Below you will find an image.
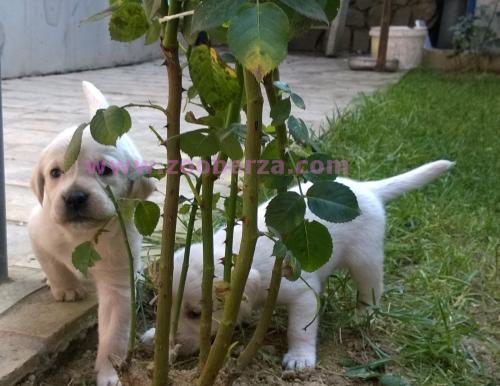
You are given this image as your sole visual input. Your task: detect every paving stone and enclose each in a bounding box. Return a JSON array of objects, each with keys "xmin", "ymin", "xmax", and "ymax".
[
  {"xmin": 0, "ymin": 266, "xmax": 44, "ymax": 315},
  {"xmin": 6, "ymin": 223, "xmax": 33, "ymax": 262},
  {"xmin": 5, "ymin": 184, "xmax": 37, "ymax": 223},
  {"xmin": 0, "ymin": 331, "xmax": 44, "ymax": 386},
  {"xmin": 0, "ymin": 285, "xmax": 96, "ymax": 385},
  {"xmin": 0, "ymin": 283, "xmax": 96, "ymax": 346}
]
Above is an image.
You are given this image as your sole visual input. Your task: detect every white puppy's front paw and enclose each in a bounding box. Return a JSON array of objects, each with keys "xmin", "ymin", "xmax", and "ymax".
[
  {"xmin": 97, "ymin": 368, "xmax": 122, "ymax": 386},
  {"xmin": 282, "ymin": 349, "xmax": 316, "ymax": 370},
  {"xmin": 50, "ymin": 286, "xmax": 87, "ymax": 302}
]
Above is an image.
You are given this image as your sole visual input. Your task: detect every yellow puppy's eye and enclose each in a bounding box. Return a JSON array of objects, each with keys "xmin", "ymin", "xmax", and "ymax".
[
  {"xmin": 102, "ymin": 166, "xmax": 113, "ymax": 176},
  {"xmin": 50, "ymin": 168, "xmax": 63, "ymax": 178}
]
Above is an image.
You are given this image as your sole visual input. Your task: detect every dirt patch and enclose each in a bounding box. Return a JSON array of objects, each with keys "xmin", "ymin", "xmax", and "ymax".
[{"xmin": 18, "ymin": 317, "xmax": 392, "ymax": 386}]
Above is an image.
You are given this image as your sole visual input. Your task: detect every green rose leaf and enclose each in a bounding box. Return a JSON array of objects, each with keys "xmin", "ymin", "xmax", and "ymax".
[
  {"xmin": 259, "ymin": 140, "xmax": 293, "ymax": 190},
  {"xmin": 291, "ymin": 92, "xmax": 306, "ymax": 109},
  {"xmin": 90, "ymin": 105, "xmax": 131, "ymax": 146},
  {"xmin": 270, "ymin": 97, "xmax": 291, "ymax": 125},
  {"xmin": 283, "ymin": 220, "xmax": 332, "ymax": 272},
  {"xmin": 178, "ymin": 203, "xmax": 191, "ymax": 215},
  {"xmin": 109, "ymin": 2, "xmax": 149, "ymax": 42},
  {"xmin": 143, "ymin": 0, "xmax": 162, "ymax": 20},
  {"xmin": 272, "ymin": 240, "xmax": 288, "ymax": 257},
  {"xmin": 117, "ymin": 198, "xmax": 137, "ymax": 222},
  {"xmin": 180, "ymin": 129, "xmax": 219, "ymax": 158},
  {"xmin": 72, "ymin": 241, "xmax": 102, "ymax": 276},
  {"xmin": 191, "ymin": 0, "xmax": 246, "ymax": 35},
  {"xmin": 217, "ymin": 127, "xmax": 243, "ymax": 160},
  {"xmin": 278, "ymin": 0, "xmax": 329, "ymax": 24},
  {"xmin": 273, "ymin": 80, "xmax": 291, "ymax": 94},
  {"xmin": 134, "ymin": 200, "xmax": 160, "ymax": 236},
  {"xmin": 306, "ymin": 181, "xmax": 360, "ymax": 223},
  {"xmin": 287, "ymin": 115, "xmax": 310, "ymax": 146},
  {"xmin": 322, "ymin": 0, "xmax": 341, "ymax": 20},
  {"xmin": 82, "ymin": 4, "xmax": 121, "ymax": 23},
  {"xmin": 224, "ymin": 194, "xmax": 243, "ymax": 219},
  {"xmin": 265, "ymin": 191, "xmax": 306, "ymax": 234},
  {"xmin": 285, "ymin": 0, "xmax": 339, "ymax": 38},
  {"xmin": 228, "ymin": 2, "xmax": 289, "ymax": 81},
  {"xmin": 144, "ymin": 19, "xmax": 161, "ymax": 45},
  {"xmin": 64, "ymin": 122, "xmax": 88, "ymax": 171},
  {"xmin": 185, "ymin": 111, "xmax": 224, "ymax": 128}
]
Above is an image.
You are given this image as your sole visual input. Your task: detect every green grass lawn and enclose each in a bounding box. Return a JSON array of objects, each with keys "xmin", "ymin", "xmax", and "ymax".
[{"xmin": 319, "ymin": 70, "xmax": 499, "ymax": 385}]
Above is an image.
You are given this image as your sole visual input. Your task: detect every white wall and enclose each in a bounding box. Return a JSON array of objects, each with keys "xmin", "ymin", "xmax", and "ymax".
[{"xmin": 0, "ymin": 0, "xmax": 161, "ymax": 79}]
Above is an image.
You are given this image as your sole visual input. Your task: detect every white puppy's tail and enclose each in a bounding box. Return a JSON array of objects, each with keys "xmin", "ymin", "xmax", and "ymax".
[
  {"xmin": 364, "ymin": 160, "xmax": 454, "ymax": 203},
  {"xmin": 82, "ymin": 81, "xmax": 109, "ymax": 119}
]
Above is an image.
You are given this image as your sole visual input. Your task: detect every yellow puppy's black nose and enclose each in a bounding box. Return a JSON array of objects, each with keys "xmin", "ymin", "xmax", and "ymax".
[{"xmin": 64, "ymin": 191, "xmax": 89, "ymax": 210}]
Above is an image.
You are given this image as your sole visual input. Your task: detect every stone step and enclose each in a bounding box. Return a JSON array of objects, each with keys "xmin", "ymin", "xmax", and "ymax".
[{"xmin": 0, "ymin": 282, "xmax": 97, "ymax": 386}]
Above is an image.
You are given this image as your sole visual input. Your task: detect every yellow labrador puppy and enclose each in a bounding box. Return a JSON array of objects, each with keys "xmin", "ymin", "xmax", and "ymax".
[{"xmin": 28, "ymin": 82, "xmax": 154, "ymax": 386}]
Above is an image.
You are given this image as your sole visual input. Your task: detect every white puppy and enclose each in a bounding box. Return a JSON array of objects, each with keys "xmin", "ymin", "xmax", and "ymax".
[
  {"xmin": 28, "ymin": 82, "xmax": 154, "ymax": 386},
  {"xmin": 142, "ymin": 160, "xmax": 453, "ymax": 369}
]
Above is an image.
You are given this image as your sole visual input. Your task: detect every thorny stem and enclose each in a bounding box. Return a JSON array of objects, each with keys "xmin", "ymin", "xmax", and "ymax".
[
  {"xmin": 184, "ymin": 172, "xmax": 203, "ymax": 205},
  {"xmin": 223, "ymin": 172, "xmax": 238, "ymax": 283},
  {"xmin": 199, "ymin": 157, "xmax": 216, "ymax": 368},
  {"xmin": 171, "ymin": 178, "xmax": 202, "ymax": 343},
  {"xmin": 238, "ymin": 69, "xmax": 288, "ymax": 367},
  {"xmin": 223, "ymin": 62, "xmax": 244, "ymax": 283},
  {"xmin": 122, "ymin": 102, "xmax": 167, "ymax": 115},
  {"xmin": 198, "ymin": 69, "xmax": 263, "ymax": 386},
  {"xmin": 152, "ymin": 0, "xmax": 183, "ymax": 384},
  {"xmin": 104, "ymin": 186, "xmax": 137, "ymax": 356}
]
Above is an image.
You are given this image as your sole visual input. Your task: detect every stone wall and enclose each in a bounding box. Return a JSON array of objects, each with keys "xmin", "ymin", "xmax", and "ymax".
[{"xmin": 342, "ymin": 0, "xmax": 438, "ymax": 53}]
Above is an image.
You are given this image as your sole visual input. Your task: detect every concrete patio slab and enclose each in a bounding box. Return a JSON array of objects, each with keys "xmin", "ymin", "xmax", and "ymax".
[
  {"xmin": 0, "ymin": 283, "xmax": 96, "ymax": 386},
  {"xmin": 0, "ymin": 266, "xmax": 44, "ymax": 315}
]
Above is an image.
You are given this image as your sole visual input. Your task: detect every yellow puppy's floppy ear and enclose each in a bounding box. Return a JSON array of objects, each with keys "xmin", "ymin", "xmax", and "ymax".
[
  {"xmin": 82, "ymin": 81, "xmax": 109, "ymax": 119},
  {"xmin": 129, "ymin": 176, "xmax": 156, "ymax": 200},
  {"xmin": 31, "ymin": 160, "xmax": 45, "ymax": 204}
]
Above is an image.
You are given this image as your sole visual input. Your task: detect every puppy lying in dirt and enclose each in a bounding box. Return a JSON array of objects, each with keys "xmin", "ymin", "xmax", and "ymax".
[
  {"xmin": 142, "ymin": 160, "xmax": 453, "ymax": 369},
  {"xmin": 28, "ymin": 82, "xmax": 154, "ymax": 386}
]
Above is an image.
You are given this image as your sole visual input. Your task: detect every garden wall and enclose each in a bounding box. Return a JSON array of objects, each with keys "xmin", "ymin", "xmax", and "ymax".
[{"xmin": 0, "ymin": 0, "xmax": 161, "ymax": 79}]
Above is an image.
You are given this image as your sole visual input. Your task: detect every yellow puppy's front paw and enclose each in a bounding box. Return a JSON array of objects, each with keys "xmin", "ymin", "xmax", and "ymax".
[{"xmin": 50, "ymin": 286, "xmax": 87, "ymax": 302}]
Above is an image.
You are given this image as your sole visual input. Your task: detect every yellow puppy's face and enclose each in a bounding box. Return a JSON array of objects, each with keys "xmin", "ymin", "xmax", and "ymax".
[
  {"xmin": 32, "ymin": 128, "xmax": 154, "ymax": 230},
  {"xmin": 170, "ymin": 246, "xmax": 262, "ymax": 356}
]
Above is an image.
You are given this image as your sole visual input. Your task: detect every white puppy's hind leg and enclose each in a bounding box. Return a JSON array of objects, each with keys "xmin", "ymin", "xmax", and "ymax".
[
  {"xmin": 282, "ymin": 282, "xmax": 320, "ymax": 370},
  {"xmin": 348, "ymin": 250, "xmax": 384, "ymax": 310}
]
